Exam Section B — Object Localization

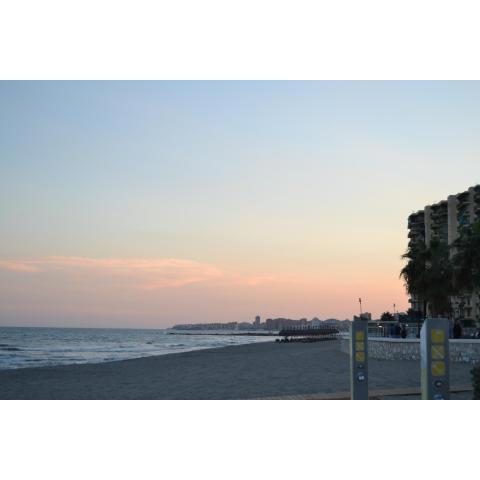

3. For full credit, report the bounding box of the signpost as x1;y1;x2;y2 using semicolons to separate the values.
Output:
350;319;368;400
420;318;450;400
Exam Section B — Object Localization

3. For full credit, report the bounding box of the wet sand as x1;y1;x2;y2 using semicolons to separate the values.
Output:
0;340;474;399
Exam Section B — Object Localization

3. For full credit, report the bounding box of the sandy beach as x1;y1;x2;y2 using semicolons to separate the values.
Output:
0;340;474;399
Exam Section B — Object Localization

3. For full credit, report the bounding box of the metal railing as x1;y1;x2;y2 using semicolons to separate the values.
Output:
365;322;480;339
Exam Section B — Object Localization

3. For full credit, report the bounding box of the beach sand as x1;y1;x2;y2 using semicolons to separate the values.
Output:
0;340;474;399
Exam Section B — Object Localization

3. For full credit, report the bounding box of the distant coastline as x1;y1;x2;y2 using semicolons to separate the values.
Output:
172;317;351;332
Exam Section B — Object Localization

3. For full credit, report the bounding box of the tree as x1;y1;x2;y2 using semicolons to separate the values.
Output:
380;311;394;322
451;220;480;325
400;240;429;318
407;307;423;320
400;238;453;318
451;220;480;294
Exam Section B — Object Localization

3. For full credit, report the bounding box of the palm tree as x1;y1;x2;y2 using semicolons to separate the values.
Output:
380;311;394;322
400;238;453;319
400;240;429;320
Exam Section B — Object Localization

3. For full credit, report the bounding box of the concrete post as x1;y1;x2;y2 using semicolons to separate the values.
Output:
420;318;450;400
350;319;368;400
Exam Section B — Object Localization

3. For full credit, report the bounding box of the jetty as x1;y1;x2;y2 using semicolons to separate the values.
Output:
278;326;340;342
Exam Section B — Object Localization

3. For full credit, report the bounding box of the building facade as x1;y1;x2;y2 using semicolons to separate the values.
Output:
407;184;480;323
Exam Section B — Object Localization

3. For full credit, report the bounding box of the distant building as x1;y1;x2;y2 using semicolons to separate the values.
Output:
237;322;254;330
310;317;321;327
172;322;238;331
265;317;310;331
173;317;352;332
407;184;480;322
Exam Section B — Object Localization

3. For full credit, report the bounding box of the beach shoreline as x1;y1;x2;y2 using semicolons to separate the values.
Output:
0;326;277;370
0;340;473;399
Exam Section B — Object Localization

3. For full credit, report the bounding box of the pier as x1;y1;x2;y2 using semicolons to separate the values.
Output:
278;326;340;342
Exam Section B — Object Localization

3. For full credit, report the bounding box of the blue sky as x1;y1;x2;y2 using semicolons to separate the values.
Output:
1;81;480;327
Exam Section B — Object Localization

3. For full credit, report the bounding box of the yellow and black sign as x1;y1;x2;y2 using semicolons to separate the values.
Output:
420;318;450;400
350;320;368;400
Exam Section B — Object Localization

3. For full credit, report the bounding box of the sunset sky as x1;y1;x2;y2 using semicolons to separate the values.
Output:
1;81;480;328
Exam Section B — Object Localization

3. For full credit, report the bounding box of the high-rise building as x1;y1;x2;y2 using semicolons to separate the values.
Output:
407;184;480;322
254;315;261;328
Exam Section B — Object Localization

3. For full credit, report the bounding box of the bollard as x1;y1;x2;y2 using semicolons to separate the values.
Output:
420;318;450;400
350;319;368;400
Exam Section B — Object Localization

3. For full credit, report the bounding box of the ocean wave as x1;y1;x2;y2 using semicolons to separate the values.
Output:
24;346;161;354
0;326;275;370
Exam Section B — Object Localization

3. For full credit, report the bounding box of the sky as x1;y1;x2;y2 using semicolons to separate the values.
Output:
1;81;480;328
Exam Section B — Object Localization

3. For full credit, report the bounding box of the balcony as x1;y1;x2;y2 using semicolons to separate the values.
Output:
458;215;471;227
430;209;448;221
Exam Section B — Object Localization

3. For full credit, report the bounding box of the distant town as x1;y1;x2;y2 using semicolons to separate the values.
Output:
170;309;418;332
172;316;355;331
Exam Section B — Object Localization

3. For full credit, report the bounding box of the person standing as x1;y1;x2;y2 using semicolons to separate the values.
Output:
453;320;463;339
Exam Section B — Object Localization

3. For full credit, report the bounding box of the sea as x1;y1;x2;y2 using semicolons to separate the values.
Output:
0;327;275;370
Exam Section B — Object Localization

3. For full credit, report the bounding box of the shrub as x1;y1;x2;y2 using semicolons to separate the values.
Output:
471;365;480;399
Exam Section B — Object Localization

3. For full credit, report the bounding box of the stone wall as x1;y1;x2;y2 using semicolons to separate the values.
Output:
450;340;480;363
339;336;480;364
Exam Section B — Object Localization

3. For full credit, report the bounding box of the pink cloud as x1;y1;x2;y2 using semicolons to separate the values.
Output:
0;256;224;289
0;260;41;273
0;256;300;290
230;273;300;286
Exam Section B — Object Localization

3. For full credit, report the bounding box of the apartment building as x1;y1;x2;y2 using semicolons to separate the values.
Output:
407;184;480;323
